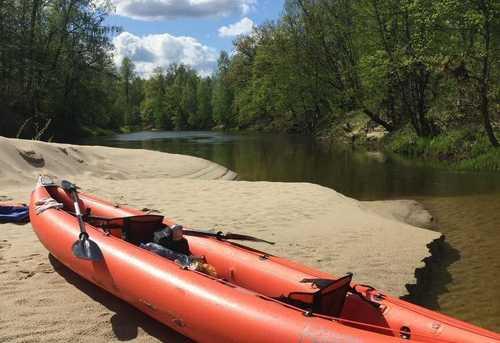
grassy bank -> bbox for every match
[80,125,144,137]
[79,126,116,138]
[328,111,500,172]
[386,128,500,172]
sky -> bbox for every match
[105,0,285,77]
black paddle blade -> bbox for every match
[61,180,77,192]
[72,237,103,261]
[183,229,275,245]
[224,232,275,245]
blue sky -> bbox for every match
[106,0,285,77]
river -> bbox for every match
[80,130,500,332]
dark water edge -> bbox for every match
[76,131,500,332]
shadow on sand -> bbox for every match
[49,254,193,342]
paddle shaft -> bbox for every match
[69,190,88,237]
[61,180,103,261]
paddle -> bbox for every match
[61,180,103,261]
[183,228,275,245]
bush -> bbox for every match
[80,126,115,137]
[386,128,500,171]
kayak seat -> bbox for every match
[286,273,353,317]
[87,215,165,244]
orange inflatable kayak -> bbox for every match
[29,179,500,343]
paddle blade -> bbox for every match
[61,180,76,192]
[224,233,275,245]
[72,238,103,261]
[183,229,275,245]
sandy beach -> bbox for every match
[0,136,441,342]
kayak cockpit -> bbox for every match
[83,214,397,336]
[84,214,166,244]
[78,216,396,335]
[82,212,359,317]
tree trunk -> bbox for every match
[363,108,394,132]
[479,0,498,147]
[28,0,40,116]
[481,83,498,147]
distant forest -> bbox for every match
[0,0,498,147]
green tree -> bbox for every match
[182,71,199,128]
[0,0,119,139]
[192,77,213,129]
[212,51,235,128]
[141,67,170,129]
[118,57,137,126]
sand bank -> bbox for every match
[0,136,236,184]
[0,136,440,342]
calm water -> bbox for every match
[80,131,500,332]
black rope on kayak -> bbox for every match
[300,309,456,342]
[264,291,456,343]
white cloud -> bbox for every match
[113,32,218,77]
[218,17,255,37]
[112,0,256,21]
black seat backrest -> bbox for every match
[122,215,165,244]
[313,273,352,317]
[87,215,165,244]
[287,273,353,317]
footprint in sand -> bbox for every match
[35,262,54,274]
[22,263,53,277]
[0,240,12,250]
[17,148,45,168]
[142,208,161,214]
[14,298,29,305]
[17,270,36,279]
[73,156,85,164]
[97,311,111,319]
[36,297,55,306]
[21,253,41,262]
[12,259,53,280]
[58,147,69,155]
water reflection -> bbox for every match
[82,131,500,200]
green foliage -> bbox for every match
[141,67,169,129]
[0,0,497,167]
[387,128,500,170]
[115,58,144,127]
[192,78,213,129]
[457,149,500,171]
[79,126,115,138]
[212,51,235,128]
[0,0,120,139]
[137,64,213,130]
